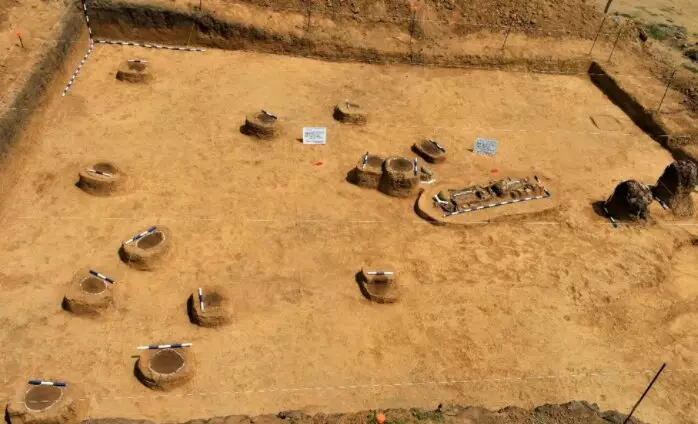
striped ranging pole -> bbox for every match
[89,269,116,284]
[362,152,369,169]
[430,139,446,153]
[124,227,157,244]
[95,39,206,52]
[28,381,67,387]
[444,191,552,218]
[413,158,418,176]
[137,343,192,350]
[603,206,618,228]
[87,168,112,177]
[62,40,94,96]
[198,288,205,312]
[366,271,393,276]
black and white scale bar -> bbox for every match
[362,152,369,169]
[137,343,192,350]
[28,380,67,387]
[89,269,116,284]
[87,168,112,177]
[95,39,206,52]
[430,139,446,153]
[81,0,93,39]
[366,271,393,276]
[433,195,449,205]
[62,40,94,97]
[124,227,157,244]
[198,288,205,312]
[603,206,619,229]
[444,193,551,218]
[653,196,669,210]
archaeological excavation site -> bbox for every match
[1,0,697,423]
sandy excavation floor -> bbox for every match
[0,45,697,424]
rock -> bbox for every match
[684,48,698,62]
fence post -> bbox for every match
[607,25,623,62]
[656,70,678,114]
[589,16,607,56]
[622,363,666,424]
[501,23,513,50]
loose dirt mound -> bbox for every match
[86,400,646,424]
[230,0,605,37]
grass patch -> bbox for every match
[410,409,443,423]
[683,64,698,74]
[643,22,687,41]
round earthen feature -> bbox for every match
[119,226,172,271]
[349,154,384,188]
[358,266,399,303]
[189,286,232,327]
[333,100,367,125]
[379,156,421,197]
[76,162,126,196]
[62,268,114,315]
[135,348,194,390]
[604,180,653,221]
[243,110,279,139]
[116,60,153,83]
[652,160,698,217]
[412,139,447,163]
[6,382,89,424]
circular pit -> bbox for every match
[136,347,194,390]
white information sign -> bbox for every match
[473,137,498,156]
[303,127,327,145]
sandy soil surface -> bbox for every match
[0,44,697,424]
[0,0,75,108]
[595,0,698,34]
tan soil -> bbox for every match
[0,43,696,423]
[1,0,698,423]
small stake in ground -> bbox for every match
[589,16,607,56]
[656,69,677,114]
[198,288,205,312]
[16,31,24,48]
[28,380,67,387]
[622,363,666,424]
[137,343,192,350]
[608,25,623,63]
[501,23,513,50]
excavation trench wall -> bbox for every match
[0,2,85,159]
[81,401,646,424]
[85,0,591,74]
[588,61,698,162]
